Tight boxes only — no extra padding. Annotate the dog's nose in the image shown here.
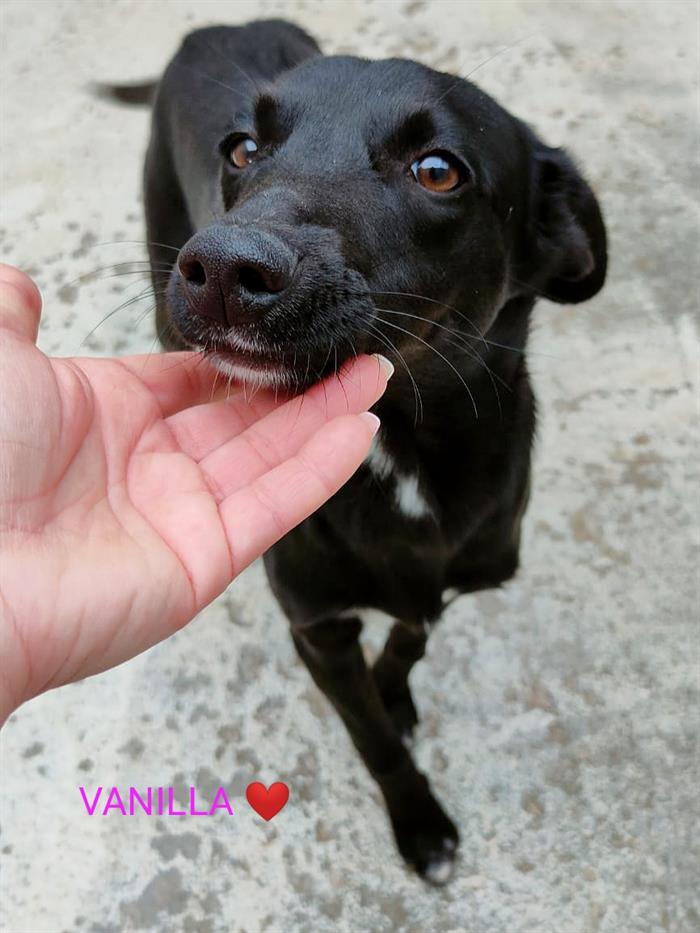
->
[177,225,298,327]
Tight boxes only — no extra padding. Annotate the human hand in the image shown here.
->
[0,264,391,723]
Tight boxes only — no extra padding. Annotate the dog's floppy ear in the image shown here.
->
[525,144,607,303]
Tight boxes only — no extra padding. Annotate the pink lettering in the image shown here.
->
[167,787,186,816]
[209,787,233,816]
[103,787,126,815]
[129,787,153,815]
[189,787,208,816]
[79,786,103,815]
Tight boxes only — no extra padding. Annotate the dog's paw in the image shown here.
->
[390,793,459,885]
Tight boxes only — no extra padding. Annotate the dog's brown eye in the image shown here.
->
[229,137,258,168]
[410,152,464,192]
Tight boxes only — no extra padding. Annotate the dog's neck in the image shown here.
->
[374,294,535,443]
[361,295,536,526]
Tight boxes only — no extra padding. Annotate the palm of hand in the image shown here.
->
[0,267,386,713]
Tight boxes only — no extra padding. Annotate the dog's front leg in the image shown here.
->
[292,616,459,884]
[372,619,428,744]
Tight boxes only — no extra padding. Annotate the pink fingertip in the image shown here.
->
[359,411,381,436]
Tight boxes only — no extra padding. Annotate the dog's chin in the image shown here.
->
[169,319,308,390]
[207,350,298,391]
[168,304,368,392]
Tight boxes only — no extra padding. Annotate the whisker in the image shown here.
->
[376,317,479,419]
[78,284,168,350]
[91,239,182,254]
[364,287,560,359]
[64,261,173,289]
[431,32,538,108]
[200,37,264,96]
[375,307,504,418]
[138,309,167,366]
[375,306,510,391]
[463,32,538,81]
[366,321,424,425]
[177,62,251,100]
[367,288,490,353]
[320,341,334,380]
[333,345,351,413]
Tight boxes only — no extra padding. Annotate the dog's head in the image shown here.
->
[167,54,606,389]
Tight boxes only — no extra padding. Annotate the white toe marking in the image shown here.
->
[424,856,454,884]
[442,587,460,603]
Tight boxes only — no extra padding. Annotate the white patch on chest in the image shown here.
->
[365,436,393,480]
[394,473,431,518]
[365,435,433,520]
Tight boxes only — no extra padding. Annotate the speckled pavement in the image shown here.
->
[1,2,698,931]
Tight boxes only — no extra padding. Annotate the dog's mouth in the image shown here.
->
[165,229,386,390]
[169,285,380,392]
[205,344,304,390]
[178,323,363,392]
[162,244,453,391]
[208,351,292,390]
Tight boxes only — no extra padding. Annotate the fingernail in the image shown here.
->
[359,411,381,436]
[373,353,395,379]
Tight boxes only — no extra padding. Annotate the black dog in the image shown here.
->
[111,19,606,883]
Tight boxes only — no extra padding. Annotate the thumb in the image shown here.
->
[0,264,43,344]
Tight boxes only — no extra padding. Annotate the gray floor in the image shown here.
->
[1,1,698,931]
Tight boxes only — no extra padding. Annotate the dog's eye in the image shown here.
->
[410,151,465,193]
[229,137,259,168]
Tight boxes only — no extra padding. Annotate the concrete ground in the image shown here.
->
[1,1,698,931]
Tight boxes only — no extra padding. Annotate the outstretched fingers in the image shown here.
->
[218,412,380,576]
[171,354,393,496]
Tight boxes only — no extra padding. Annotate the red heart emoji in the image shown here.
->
[245,782,289,821]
